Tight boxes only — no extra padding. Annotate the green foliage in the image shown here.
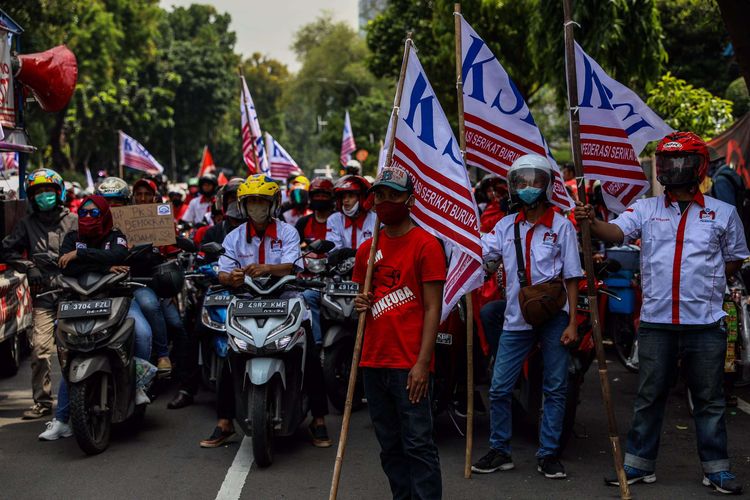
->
[646,73,734,140]
[725,78,749,118]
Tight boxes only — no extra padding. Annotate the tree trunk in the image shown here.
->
[49,111,72,171]
[717,0,750,92]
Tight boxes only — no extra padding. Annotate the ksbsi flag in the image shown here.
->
[459,15,573,209]
[573,42,673,212]
[391,44,483,320]
[240,76,268,174]
[119,131,164,174]
[340,110,356,167]
[265,132,300,180]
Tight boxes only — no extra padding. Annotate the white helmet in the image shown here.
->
[507,154,554,207]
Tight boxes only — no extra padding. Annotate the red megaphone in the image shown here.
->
[14,45,78,112]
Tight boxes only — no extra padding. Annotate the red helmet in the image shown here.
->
[334,175,371,196]
[655,131,709,187]
[309,177,335,199]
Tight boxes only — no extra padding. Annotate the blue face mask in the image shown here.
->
[34,192,58,211]
[516,187,543,205]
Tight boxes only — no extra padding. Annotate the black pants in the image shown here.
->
[173,307,201,395]
[215,326,328,420]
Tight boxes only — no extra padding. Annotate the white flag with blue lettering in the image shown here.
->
[392,43,483,319]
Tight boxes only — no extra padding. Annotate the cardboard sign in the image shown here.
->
[111,203,176,247]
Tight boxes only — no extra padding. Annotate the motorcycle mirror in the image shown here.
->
[176,237,197,253]
[308,239,335,255]
[200,242,224,256]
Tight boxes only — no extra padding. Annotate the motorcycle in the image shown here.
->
[49,245,154,455]
[203,240,332,467]
[602,245,642,372]
[193,261,230,392]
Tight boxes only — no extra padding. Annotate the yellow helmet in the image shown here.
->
[237,174,281,219]
[289,175,310,191]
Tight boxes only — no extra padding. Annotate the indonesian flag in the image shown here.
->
[198,146,215,176]
[391,43,483,320]
[119,131,164,174]
[265,132,300,180]
[217,171,228,186]
[240,76,268,174]
[340,110,356,167]
[459,15,573,209]
[573,42,672,212]
[0,151,17,174]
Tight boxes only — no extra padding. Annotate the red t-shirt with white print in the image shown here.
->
[352,226,446,370]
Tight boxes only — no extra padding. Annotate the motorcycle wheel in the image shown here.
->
[250,380,276,468]
[323,340,363,414]
[0,333,21,377]
[611,314,639,373]
[70,373,113,455]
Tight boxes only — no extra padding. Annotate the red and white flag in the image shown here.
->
[265,132,300,180]
[198,146,215,176]
[119,131,164,174]
[459,14,573,209]
[573,42,672,212]
[240,76,268,174]
[391,42,483,320]
[340,110,356,167]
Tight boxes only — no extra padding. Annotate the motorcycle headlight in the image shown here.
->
[201,308,226,331]
[230,313,255,343]
[266,302,301,343]
[305,257,326,274]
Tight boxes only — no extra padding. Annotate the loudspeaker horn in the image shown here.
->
[14,45,78,113]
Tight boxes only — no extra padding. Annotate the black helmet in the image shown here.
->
[150,261,185,298]
[198,173,218,196]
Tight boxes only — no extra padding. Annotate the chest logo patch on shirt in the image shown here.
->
[542,231,558,246]
[362,230,373,240]
[270,239,283,252]
[105,242,111,250]
[699,208,716,222]
[75,242,87,250]
[371,286,415,319]
[116,237,127,247]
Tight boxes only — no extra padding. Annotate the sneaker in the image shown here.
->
[157,357,172,378]
[605,465,656,486]
[309,422,332,448]
[471,449,514,473]
[537,456,567,479]
[200,426,236,448]
[135,387,151,405]
[38,419,73,441]
[23,403,52,420]
[703,471,743,495]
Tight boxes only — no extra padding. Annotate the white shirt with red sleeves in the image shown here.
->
[218,219,301,273]
[481,208,583,331]
[611,192,749,325]
[183,195,213,225]
[326,210,378,250]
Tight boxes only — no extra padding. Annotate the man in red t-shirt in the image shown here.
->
[353,166,446,500]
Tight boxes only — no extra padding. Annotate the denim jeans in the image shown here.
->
[363,368,442,500]
[488,311,570,458]
[624,325,730,474]
[133,287,169,358]
[480,299,506,357]
[303,289,322,345]
[56,301,150,423]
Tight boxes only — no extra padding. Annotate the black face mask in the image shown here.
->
[290,189,309,208]
[309,199,334,212]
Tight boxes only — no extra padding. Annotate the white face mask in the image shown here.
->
[342,201,359,217]
[247,204,269,224]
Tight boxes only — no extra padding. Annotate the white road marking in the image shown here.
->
[215,437,254,500]
[736,397,750,416]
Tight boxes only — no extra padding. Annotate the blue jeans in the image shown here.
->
[488,311,570,458]
[303,289,322,345]
[363,368,442,500]
[480,299,506,357]
[133,287,169,358]
[57,301,150,422]
[624,325,729,474]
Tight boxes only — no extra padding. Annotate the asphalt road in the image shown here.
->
[1,352,750,500]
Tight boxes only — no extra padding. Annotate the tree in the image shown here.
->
[646,73,734,140]
[726,77,749,118]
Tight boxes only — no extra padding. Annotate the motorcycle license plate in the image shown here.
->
[232,299,288,317]
[436,333,453,345]
[58,299,112,319]
[326,281,359,296]
[204,294,231,306]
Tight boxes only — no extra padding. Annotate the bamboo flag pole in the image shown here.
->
[239,70,261,173]
[453,3,475,480]
[329,32,413,500]
[561,1,631,498]
[118,130,124,179]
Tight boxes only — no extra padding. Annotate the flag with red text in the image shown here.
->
[459,15,573,209]
[240,76,268,174]
[119,131,164,174]
[391,43,483,320]
[574,42,672,212]
[340,110,356,167]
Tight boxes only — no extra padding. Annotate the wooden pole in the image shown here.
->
[453,3,475,480]
[239,71,261,174]
[329,32,413,500]
[562,1,630,498]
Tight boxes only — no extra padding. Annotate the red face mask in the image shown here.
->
[78,195,113,246]
[374,199,411,226]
